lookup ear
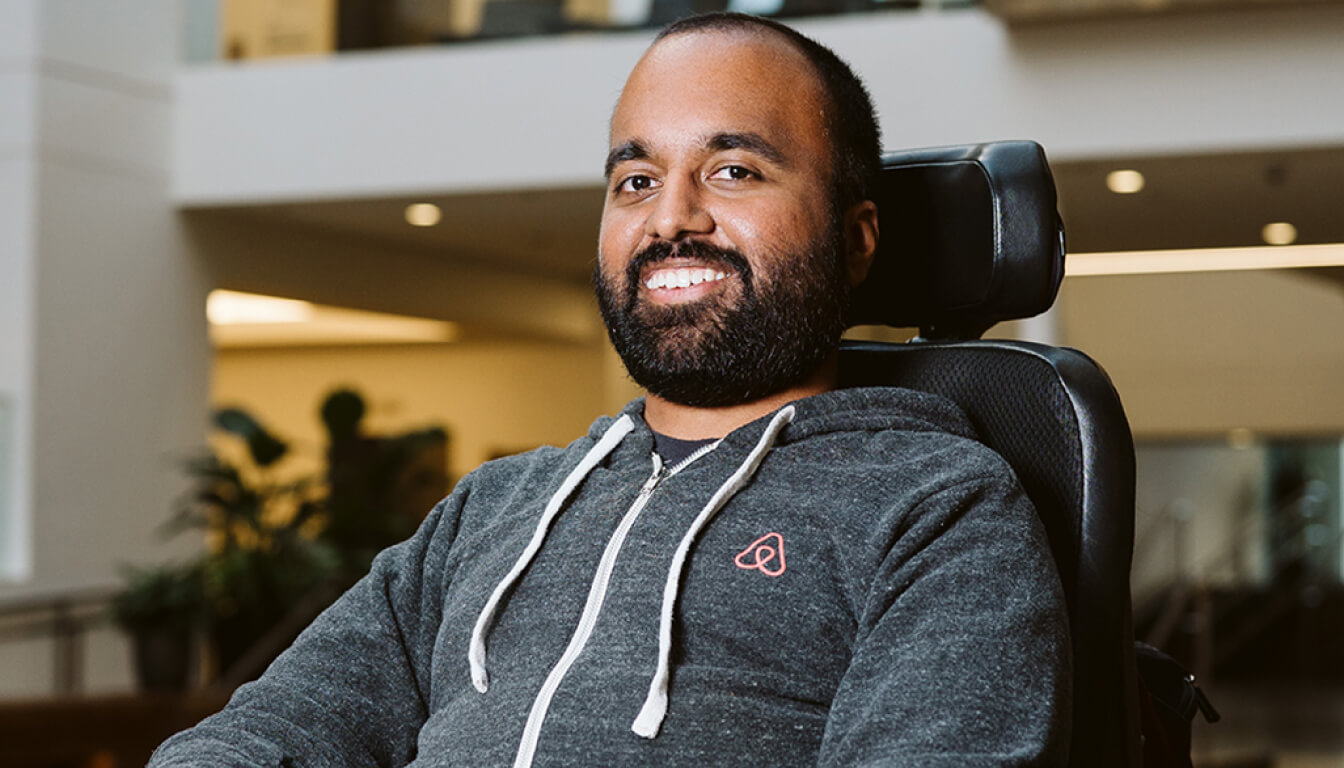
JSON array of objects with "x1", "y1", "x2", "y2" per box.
[{"x1": 843, "y1": 199, "x2": 879, "y2": 288}]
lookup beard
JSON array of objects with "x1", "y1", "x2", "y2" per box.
[{"x1": 593, "y1": 218, "x2": 851, "y2": 408}]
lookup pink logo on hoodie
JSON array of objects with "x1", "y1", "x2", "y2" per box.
[{"x1": 734, "y1": 532, "x2": 786, "y2": 577}]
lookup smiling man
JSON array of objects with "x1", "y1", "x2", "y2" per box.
[
  {"x1": 596, "y1": 18, "x2": 877, "y2": 439},
  {"x1": 151, "y1": 14, "x2": 1069, "y2": 768}
]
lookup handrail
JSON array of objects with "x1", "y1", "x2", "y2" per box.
[
  {"x1": 0, "y1": 586, "x2": 118, "y2": 622},
  {"x1": 0, "y1": 587, "x2": 118, "y2": 696},
  {"x1": 1140, "y1": 483, "x2": 1341, "y2": 684}
]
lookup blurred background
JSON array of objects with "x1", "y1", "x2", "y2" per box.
[{"x1": 1, "y1": 0, "x2": 1342, "y2": 765}]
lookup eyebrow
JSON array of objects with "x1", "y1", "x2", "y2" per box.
[
  {"x1": 604, "y1": 140, "x2": 648, "y2": 178},
  {"x1": 602, "y1": 131, "x2": 790, "y2": 178},
  {"x1": 704, "y1": 132, "x2": 788, "y2": 167}
]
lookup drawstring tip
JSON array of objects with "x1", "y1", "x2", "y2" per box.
[
  {"x1": 631, "y1": 698, "x2": 666, "y2": 739},
  {"x1": 469, "y1": 638, "x2": 490, "y2": 693}
]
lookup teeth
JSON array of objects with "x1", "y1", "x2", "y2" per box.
[{"x1": 644, "y1": 267, "x2": 729, "y2": 291}]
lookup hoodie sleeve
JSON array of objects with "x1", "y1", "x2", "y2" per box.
[
  {"x1": 817, "y1": 469, "x2": 1072, "y2": 768},
  {"x1": 148, "y1": 483, "x2": 467, "y2": 768}
]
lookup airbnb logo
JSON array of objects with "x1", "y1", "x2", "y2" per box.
[{"x1": 734, "y1": 532, "x2": 786, "y2": 577}]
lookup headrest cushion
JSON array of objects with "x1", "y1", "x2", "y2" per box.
[{"x1": 846, "y1": 141, "x2": 1065, "y2": 335}]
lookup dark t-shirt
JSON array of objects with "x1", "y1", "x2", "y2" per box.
[{"x1": 651, "y1": 431, "x2": 717, "y2": 467}]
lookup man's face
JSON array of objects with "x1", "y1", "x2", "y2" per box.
[{"x1": 596, "y1": 30, "x2": 851, "y2": 407}]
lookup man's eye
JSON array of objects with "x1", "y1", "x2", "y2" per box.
[
  {"x1": 711, "y1": 165, "x2": 756, "y2": 181},
  {"x1": 618, "y1": 175, "x2": 656, "y2": 193}
]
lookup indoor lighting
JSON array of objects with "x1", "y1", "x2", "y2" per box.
[
  {"x1": 207, "y1": 290, "x2": 313, "y2": 325},
  {"x1": 1226, "y1": 428, "x2": 1255, "y2": 450},
  {"x1": 206, "y1": 291, "x2": 458, "y2": 348},
  {"x1": 1261, "y1": 221, "x2": 1298, "y2": 246},
  {"x1": 1105, "y1": 169, "x2": 1145, "y2": 194},
  {"x1": 404, "y1": 202, "x2": 442, "y2": 227},
  {"x1": 1066, "y1": 242, "x2": 1344, "y2": 277}
]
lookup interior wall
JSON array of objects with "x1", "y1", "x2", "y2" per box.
[
  {"x1": 14, "y1": 0, "x2": 211, "y2": 600},
  {"x1": 211, "y1": 339, "x2": 614, "y2": 486},
  {"x1": 0, "y1": 62, "x2": 36, "y2": 579},
  {"x1": 1058, "y1": 269, "x2": 1344, "y2": 438},
  {"x1": 0, "y1": 0, "x2": 211, "y2": 700}
]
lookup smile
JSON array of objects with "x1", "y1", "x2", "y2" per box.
[{"x1": 643, "y1": 267, "x2": 729, "y2": 291}]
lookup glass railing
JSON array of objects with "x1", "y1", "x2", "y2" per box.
[
  {"x1": 1132, "y1": 435, "x2": 1344, "y2": 685},
  {"x1": 185, "y1": 0, "x2": 980, "y2": 64}
]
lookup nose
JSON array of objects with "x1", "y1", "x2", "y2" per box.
[{"x1": 644, "y1": 175, "x2": 713, "y2": 241}]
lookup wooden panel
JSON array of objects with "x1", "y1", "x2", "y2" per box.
[{"x1": 0, "y1": 692, "x2": 230, "y2": 768}]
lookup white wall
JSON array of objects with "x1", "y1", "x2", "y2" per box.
[
  {"x1": 1059, "y1": 269, "x2": 1344, "y2": 437},
  {"x1": 0, "y1": 0, "x2": 210, "y2": 698},
  {"x1": 172, "y1": 5, "x2": 1344, "y2": 204},
  {"x1": 0, "y1": 0, "x2": 39, "y2": 582}
]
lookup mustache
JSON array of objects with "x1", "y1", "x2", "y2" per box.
[{"x1": 623, "y1": 240, "x2": 753, "y2": 304}]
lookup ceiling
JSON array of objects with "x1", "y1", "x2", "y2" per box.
[{"x1": 220, "y1": 144, "x2": 1344, "y2": 291}]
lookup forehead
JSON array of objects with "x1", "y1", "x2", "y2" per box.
[{"x1": 610, "y1": 30, "x2": 830, "y2": 161}]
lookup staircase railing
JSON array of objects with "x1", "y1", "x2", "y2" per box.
[{"x1": 0, "y1": 587, "x2": 118, "y2": 696}]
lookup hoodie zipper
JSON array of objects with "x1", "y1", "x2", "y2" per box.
[
  {"x1": 513, "y1": 455, "x2": 665, "y2": 768},
  {"x1": 512, "y1": 441, "x2": 721, "y2": 768}
]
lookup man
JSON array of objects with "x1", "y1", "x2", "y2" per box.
[{"x1": 151, "y1": 13, "x2": 1069, "y2": 767}]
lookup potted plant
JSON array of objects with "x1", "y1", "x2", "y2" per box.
[
  {"x1": 110, "y1": 562, "x2": 203, "y2": 692},
  {"x1": 116, "y1": 395, "x2": 446, "y2": 689},
  {"x1": 167, "y1": 409, "x2": 337, "y2": 683}
]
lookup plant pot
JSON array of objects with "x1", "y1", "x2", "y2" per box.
[{"x1": 132, "y1": 626, "x2": 193, "y2": 692}]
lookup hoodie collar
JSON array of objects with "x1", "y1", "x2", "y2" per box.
[{"x1": 590, "y1": 386, "x2": 976, "y2": 459}]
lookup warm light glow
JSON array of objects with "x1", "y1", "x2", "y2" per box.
[
  {"x1": 1105, "y1": 169, "x2": 1145, "y2": 194},
  {"x1": 1261, "y1": 221, "x2": 1298, "y2": 246},
  {"x1": 405, "y1": 203, "x2": 442, "y2": 227},
  {"x1": 207, "y1": 291, "x2": 458, "y2": 348},
  {"x1": 207, "y1": 290, "x2": 312, "y2": 325},
  {"x1": 1226, "y1": 428, "x2": 1255, "y2": 450},
  {"x1": 1066, "y1": 242, "x2": 1344, "y2": 277}
]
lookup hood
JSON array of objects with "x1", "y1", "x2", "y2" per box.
[{"x1": 590, "y1": 386, "x2": 976, "y2": 451}]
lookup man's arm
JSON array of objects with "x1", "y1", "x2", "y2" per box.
[
  {"x1": 818, "y1": 470, "x2": 1071, "y2": 767},
  {"x1": 149, "y1": 486, "x2": 466, "y2": 767}
]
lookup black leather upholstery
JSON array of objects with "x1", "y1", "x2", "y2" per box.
[
  {"x1": 848, "y1": 142, "x2": 1065, "y2": 339},
  {"x1": 839, "y1": 141, "x2": 1141, "y2": 767}
]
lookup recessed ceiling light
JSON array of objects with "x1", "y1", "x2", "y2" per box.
[
  {"x1": 405, "y1": 203, "x2": 442, "y2": 227},
  {"x1": 1261, "y1": 221, "x2": 1297, "y2": 246},
  {"x1": 1105, "y1": 169, "x2": 1145, "y2": 194}
]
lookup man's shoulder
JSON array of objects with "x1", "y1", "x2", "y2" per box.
[
  {"x1": 464, "y1": 409, "x2": 638, "y2": 488},
  {"x1": 788, "y1": 386, "x2": 977, "y2": 443},
  {"x1": 777, "y1": 385, "x2": 1024, "y2": 500},
  {"x1": 468, "y1": 442, "x2": 574, "y2": 488}
]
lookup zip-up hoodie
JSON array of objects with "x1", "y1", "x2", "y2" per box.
[{"x1": 150, "y1": 387, "x2": 1071, "y2": 767}]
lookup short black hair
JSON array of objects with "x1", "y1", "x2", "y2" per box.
[{"x1": 655, "y1": 12, "x2": 882, "y2": 209}]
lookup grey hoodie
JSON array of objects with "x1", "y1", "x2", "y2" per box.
[{"x1": 150, "y1": 387, "x2": 1070, "y2": 767}]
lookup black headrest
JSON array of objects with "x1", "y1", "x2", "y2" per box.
[{"x1": 847, "y1": 141, "x2": 1066, "y2": 339}]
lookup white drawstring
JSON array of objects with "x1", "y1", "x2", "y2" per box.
[
  {"x1": 631, "y1": 405, "x2": 796, "y2": 738},
  {"x1": 469, "y1": 414, "x2": 635, "y2": 693}
]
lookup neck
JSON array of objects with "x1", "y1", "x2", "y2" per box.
[{"x1": 642, "y1": 356, "x2": 837, "y2": 440}]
